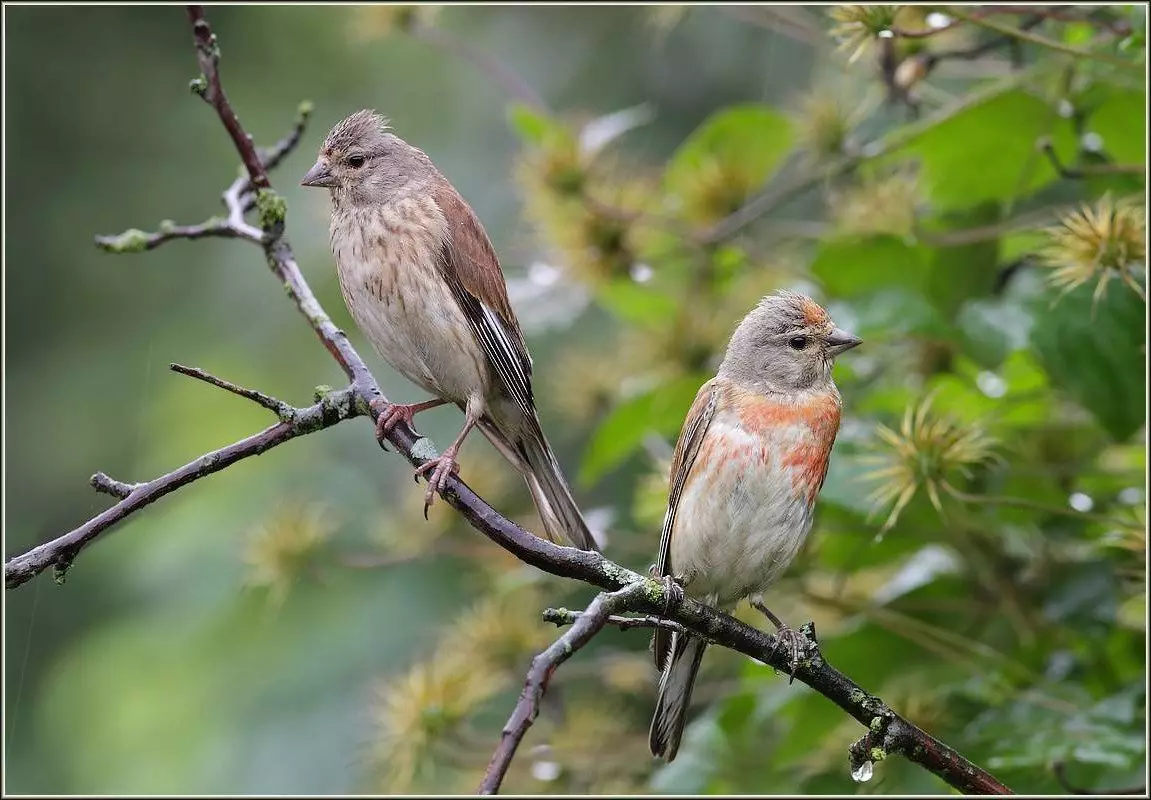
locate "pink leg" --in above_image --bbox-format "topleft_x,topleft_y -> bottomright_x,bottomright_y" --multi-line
370,397 -> 448,447
412,403 -> 480,518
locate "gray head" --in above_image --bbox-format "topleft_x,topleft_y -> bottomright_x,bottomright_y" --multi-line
300,110 -> 437,205
718,290 -> 861,393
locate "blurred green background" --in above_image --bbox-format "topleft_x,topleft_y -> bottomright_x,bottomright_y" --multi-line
4,4 -> 1146,795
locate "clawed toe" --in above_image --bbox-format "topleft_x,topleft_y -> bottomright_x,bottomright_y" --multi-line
771,625 -> 806,684
414,454 -> 459,519
371,400 -> 417,450
661,574 -> 686,616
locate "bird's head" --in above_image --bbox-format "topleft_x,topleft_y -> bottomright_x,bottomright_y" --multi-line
300,109 -> 435,205
719,290 -> 861,393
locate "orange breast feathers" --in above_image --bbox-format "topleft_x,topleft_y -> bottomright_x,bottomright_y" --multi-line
730,388 -> 842,505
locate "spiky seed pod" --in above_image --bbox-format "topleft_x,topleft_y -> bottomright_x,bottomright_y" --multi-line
1039,193 -> 1146,306
828,5 -> 901,63
860,393 -> 1001,531
243,502 -> 336,606
830,169 -> 922,238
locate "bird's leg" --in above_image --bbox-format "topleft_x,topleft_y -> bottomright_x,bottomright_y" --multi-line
413,403 -> 480,518
647,565 -> 688,618
750,596 -> 805,685
370,397 -> 449,449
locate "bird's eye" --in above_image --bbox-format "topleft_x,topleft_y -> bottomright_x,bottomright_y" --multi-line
347,154 -> 366,168
788,335 -> 808,350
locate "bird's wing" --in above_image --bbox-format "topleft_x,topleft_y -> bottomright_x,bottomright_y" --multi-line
652,378 -> 720,669
432,182 -> 535,421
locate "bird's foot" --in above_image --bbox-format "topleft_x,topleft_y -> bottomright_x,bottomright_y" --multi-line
646,565 -> 687,617
661,574 -> 686,617
413,448 -> 461,519
371,399 -> 414,450
751,599 -> 805,684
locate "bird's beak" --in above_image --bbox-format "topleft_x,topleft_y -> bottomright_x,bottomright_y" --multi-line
827,327 -> 862,355
300,160 -> 337,188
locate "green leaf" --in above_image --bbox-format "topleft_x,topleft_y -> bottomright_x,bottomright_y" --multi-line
664,104 -> 793,197
1089,89 -> 1147,165
810,235 -> 932,297
596,278 -> 679,328
923,203 -> 1003,319
1029,282 -> 1147,441
579,374 -> 706,485
507,103 -> 572,149
894,89 -> 1077,209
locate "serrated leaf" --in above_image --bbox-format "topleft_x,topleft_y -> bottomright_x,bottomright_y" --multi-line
1029,282 -> 1147,441
664,104 -> 793,197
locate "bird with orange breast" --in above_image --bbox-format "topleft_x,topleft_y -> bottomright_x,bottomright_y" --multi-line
649,290 -> 861,761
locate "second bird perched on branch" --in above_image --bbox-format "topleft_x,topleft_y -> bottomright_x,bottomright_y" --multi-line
301,110 -> 599,552
650,291 -> 860,761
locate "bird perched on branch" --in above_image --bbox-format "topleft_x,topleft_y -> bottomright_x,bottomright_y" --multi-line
649,291 -> 860,761
301,110 -> 598,552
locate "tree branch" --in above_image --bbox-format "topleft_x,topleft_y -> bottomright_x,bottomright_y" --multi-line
170,363 -> 297,421
5,382 -> 359,589
3,7 -> 1014,796
543,606 -> 696,637
480,583 -> 650,794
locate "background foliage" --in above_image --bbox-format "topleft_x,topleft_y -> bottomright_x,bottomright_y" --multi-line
4,5 -> 1146,795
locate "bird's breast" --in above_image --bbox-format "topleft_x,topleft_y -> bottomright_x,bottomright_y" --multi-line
669,393 -> 840,605
329,198 -> 488,403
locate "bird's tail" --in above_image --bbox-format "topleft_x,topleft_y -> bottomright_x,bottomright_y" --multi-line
649,633 -> 707,762
478,417 -> 599,552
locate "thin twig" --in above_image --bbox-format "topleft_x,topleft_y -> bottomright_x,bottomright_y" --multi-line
94,217 -> 240,252
1038,137 -> 1145,179
949,8 -> 1143,72
542,606 -> 695,637
187,5 -> 271,189
4,387 -> 358,589
480,583 -> 649,794
170,363 -> 297,421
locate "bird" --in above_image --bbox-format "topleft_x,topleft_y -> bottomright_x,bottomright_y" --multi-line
300,110 -> 599,552
648,290 -> 860,761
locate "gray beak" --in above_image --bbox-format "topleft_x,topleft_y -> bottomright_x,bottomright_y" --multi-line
300,160 -> 337,188
827,327 -> 862,355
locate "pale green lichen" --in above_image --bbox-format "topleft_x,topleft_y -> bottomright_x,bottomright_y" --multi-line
297,100 -> 314,120
410,437 -> 440,462
96,228 -> 150,253
850,689 -> 866,705
159,219 -> 176,234
870,747 -> 887,762
189,74 -> 208,95
256,189 -> 287,229
313,385 -> 335,403
870,716 -> 884,732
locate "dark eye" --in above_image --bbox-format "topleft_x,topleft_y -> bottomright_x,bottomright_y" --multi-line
347,154 -> 366,168
788,335 -> 808,350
